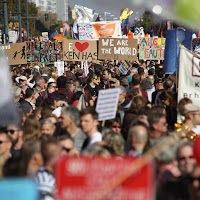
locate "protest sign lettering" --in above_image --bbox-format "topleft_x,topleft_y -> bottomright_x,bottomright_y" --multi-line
139,37 -> 165,60
55,157 -> 154,200
78,24 -> 94,40
26,41 -> 62,63
98,38 -> 138,61
63,39 -> 97,61
96,88 -> 120,121
178,45 -> 200,106
0,43 -> 27,65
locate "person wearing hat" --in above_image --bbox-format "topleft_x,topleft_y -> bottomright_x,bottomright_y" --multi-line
16,76 -> 28,102
181,103 -> 200,137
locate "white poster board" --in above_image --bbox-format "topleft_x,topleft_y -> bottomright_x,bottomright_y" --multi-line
178,45 -> 200,106
54,61 -> 64,76
96,88 -> 120,121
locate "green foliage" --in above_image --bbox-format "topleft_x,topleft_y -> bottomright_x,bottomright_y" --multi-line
136,13 -> 152,33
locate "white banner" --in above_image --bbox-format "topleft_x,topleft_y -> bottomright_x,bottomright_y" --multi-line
75,5 -> 94,24
178,45 -> 200,105
96,88 -> 120,121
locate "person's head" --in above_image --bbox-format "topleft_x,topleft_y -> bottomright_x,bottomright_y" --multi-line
130,96 -> 147,114
140,78 -> 152,91
23,115 -> 41,141
163,78 -> 175,91
131,73 -> 141,87
40,119 -> 55,136
69,64 -> 76,73
119,76 -> 129,88
59,106 -> 80,130
86,74 -> 99,85
6,124 -> 23,148
127,122 -> 149,151
105,118 -> 121,134
41,136 -> 62,168
21,139 -> 43,176
118,85 -> 126,104
80,107 -> 98,136
25,88 -> 34,99
128,88 -> 142,100
159,91 -> 176,107
19,102 -> 33,118
35,77 -> 46,90
178,98 -> 193,116
0,129 -> 12,160
42,67 -> 50,76
155,78 -> 164,90
183,104 -> 200,126
148,111 -> 168,136
13,86 -> 21,102
102,130 -> 125,156
102,69 -> 112,81
176,142 -> 196,176
18,76 -> 27,88
57,76 -> 67,89
57,135 -> 75,156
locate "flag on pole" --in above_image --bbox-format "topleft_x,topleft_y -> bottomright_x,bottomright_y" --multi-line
75,5 -> 94,24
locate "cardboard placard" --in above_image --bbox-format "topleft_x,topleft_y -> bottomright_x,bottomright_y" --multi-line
26,41 -> 62,63
63,39 -> 97,61
96,88 -> 120,121
0,43 -> 27,65
55,157 -> 155,200
98,38 -> 138,61
139,37 -> 165,60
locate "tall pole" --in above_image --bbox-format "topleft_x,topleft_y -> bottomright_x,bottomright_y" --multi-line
3,0 -> 8,44
26,0 -> 29,41
17,0 -> 22,42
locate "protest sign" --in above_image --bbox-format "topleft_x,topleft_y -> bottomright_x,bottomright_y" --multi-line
0,43 -> 27,65
26,41 -> 62,63
63,39 -> 97,61
98,38 -> 138,61
0,179 -> 38,200
178,45 -> 200,106
55,157 -> 154,200
139,37 -> 165,60
96,88 -> 120,121
42,32 -> 49,42
118,60 -> 131,75
78,24 -> 94,40
54,61 -> 64,76
192,38 -> 200,54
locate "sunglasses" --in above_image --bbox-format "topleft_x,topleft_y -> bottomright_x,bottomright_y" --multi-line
178,155 -> 194,161
62,147 -> 72,152
111,126 -> 121,129
0,140 -> 10,144
6,129 -> 16,134
19,79 -> 26,82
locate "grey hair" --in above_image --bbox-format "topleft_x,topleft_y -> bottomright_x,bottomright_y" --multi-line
61,105 -> 80,126
82,144 -> 110,157
118,85 -> 126,96
74,86 -> 84,93
176,141 -> 194,161
13,86 -> 21,99
40,119 -> 54,129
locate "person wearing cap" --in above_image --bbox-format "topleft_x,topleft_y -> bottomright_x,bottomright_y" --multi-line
181,103 -> 200,137
17,76 -> 28,102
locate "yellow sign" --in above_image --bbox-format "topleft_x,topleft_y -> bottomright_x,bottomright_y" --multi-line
14,23 -> 19,27
8,22 -> 13,27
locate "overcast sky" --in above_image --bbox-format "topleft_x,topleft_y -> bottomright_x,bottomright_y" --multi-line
69,0 -> 144,22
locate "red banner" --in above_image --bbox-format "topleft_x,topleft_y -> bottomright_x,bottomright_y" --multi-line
55,157 -> 155,200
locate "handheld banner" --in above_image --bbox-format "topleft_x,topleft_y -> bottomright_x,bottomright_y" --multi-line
98,38 -> 138,61
63,39 -> 97,61
139,37 -> 165,60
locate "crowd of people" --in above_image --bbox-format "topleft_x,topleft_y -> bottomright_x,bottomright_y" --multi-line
1,59 -> 200,200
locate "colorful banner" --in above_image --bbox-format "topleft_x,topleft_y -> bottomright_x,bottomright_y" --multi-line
0,43 -> 27,65
118,60 -> 131,75
55,157 -> 155,200
192,38 -> 200,54
63,39 -> 97,61
98,38 -> 138,61
26,42 -> 62,63
62,22 -> 70,34
78,24 -> 94,40
178,45 -> 200,106
139,37 -> 166,60
42,32 -> 49,42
